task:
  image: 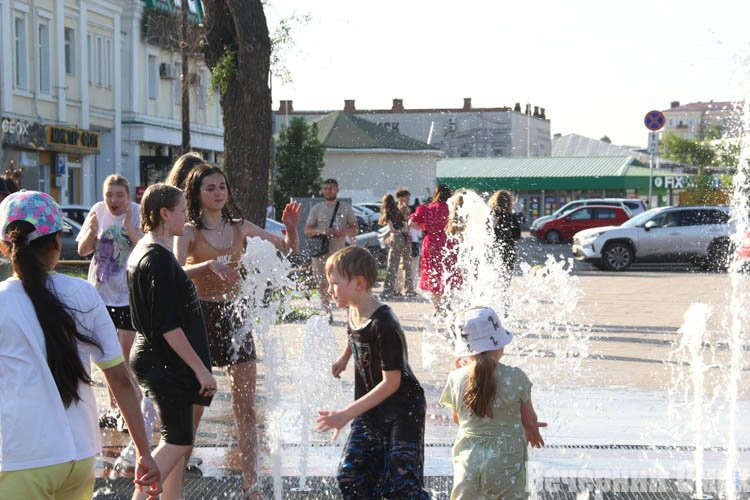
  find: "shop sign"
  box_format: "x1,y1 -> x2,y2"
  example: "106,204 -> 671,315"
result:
46,126 -> 100,154
2,117 -> 45,149
653,176 -> 690,189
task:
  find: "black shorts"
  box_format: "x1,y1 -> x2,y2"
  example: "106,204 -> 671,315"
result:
107,305 -> 134,331
200,300 -> 257,367
151,393 -> 195,446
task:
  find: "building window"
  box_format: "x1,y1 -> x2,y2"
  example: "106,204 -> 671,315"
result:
104,38 -> 112,87
38,20 -> 51,94
64,28 -> 75,75
14,15 -> 28,90
95,36 -> 103,86
87,33 -> 93,84
148,55 -> 158,100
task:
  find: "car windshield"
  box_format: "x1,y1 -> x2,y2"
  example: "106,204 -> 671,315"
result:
620,208 -> 663,227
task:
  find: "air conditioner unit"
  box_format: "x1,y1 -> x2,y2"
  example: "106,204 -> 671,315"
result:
159,63 -> 178,80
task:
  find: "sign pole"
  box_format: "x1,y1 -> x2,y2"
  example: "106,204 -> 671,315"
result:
643,110 -> 666,208
648,153 -> 654,208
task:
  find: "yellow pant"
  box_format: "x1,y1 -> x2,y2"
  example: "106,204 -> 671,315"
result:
0,457 -> 95,500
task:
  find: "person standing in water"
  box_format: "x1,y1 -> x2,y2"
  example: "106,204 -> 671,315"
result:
128,183 -> 217,500
175,163 -> 300,499
0,190 -> 161,500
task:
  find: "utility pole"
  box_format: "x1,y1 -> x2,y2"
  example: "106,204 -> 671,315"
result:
180,0 -> 190,153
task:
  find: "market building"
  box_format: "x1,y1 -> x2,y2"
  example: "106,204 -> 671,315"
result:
436,156 -> 692,223
275,97 -> 551,159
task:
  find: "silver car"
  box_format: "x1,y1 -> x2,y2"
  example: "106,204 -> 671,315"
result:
572,206 -> 733,271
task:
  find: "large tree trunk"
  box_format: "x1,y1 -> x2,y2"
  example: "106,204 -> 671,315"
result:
203,0 -> 271,226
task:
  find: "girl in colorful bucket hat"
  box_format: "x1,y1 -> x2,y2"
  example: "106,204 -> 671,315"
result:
0,191 -> 161,499
440,306 -> 546,499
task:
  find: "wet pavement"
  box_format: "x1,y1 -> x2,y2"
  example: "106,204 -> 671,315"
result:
92,238 -> 750,498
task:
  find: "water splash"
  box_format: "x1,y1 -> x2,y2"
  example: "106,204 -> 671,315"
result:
235,236 -> 295,500
293,315 -> 349,491
723,98 -> 750,499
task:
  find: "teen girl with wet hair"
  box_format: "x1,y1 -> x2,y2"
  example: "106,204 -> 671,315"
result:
127,183 -> 216,500
175,163 -> 301,498
0,191 -> 160,500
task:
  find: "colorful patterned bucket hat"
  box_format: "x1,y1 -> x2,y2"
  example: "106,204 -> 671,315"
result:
0,190 -> 63,243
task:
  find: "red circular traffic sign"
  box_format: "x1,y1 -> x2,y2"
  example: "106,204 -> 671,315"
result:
644,110 -> 666,131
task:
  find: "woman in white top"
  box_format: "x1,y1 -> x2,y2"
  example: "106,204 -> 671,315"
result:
0,191 -> 161,500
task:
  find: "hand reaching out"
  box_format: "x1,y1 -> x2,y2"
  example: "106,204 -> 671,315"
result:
316,409 -> 351,441
331,356 -> 348,378
523,420 -> 547,448
281,202 -> 302,229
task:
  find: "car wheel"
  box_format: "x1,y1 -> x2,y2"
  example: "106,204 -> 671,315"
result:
603,243 -> 633,271
544,230 -> 561,244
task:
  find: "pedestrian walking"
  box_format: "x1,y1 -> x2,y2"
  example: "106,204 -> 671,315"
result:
379,192 -> 415,297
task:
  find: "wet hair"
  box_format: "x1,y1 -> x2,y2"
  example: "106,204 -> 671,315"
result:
325,246 -> 378,290
323,178 -> 338,186
0,220 -> 102,408
488,190 -> 513,213
432,184 -> 452,204
140,183 -> 183,233
165,153 -> 205,190
183,163 -> 244,230
395,187 -> 411,199
463,350 -> 498,418
378,193 -> 400,226
103,174 -> 130,193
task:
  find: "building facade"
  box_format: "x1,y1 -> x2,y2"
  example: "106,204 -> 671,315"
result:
0,0 -> 224,206
274,98 -> 551,159
1,0 -> 122,205
662,100 -> 739,140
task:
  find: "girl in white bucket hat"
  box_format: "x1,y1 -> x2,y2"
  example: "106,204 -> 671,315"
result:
440,306 -> 546,499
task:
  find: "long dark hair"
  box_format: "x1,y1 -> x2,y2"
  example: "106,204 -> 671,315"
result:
165,153 -> 204,191
432,184 -> 452,204
2,221 -> 101,408
140,183 -> 184,233
463,351 -> 498,418
378,194 -> 400,226
183,163 -> 245,230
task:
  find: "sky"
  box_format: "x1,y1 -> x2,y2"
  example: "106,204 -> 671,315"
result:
265,0 -> 750,148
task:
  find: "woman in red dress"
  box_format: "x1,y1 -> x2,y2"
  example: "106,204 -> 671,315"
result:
410,184 -> 452,309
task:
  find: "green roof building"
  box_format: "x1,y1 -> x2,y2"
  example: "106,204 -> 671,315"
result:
436,156 -> 692,219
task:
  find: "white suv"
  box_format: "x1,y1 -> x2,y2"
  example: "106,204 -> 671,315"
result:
530,198 -> 645,238
572,206 -> 733,271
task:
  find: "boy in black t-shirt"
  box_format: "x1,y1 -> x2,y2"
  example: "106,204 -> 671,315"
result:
316,246 -> 429,499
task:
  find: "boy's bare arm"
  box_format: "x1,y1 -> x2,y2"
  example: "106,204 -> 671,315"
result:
332,344 -> 352,378
316,369 -> 401,439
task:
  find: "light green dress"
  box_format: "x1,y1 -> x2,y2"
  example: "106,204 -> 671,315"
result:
440,363 -> 532,500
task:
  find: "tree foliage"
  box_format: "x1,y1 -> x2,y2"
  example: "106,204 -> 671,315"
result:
661,132 -> 739,169
273,117 -> 325,211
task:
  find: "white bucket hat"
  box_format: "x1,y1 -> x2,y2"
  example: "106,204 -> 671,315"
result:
454,307 -> 513,357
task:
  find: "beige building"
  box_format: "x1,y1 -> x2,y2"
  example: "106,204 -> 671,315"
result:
662,100 -> 738,140
0,0 -> 224,205
311,111 -> 443,204
1,0 -> 123,205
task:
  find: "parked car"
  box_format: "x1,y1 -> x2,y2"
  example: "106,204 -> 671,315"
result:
264,218 -> 286,239
353,204 -> 380,229
534,205 -> 630,243
353,226 -> 388,266
572,206 -> 733,271
530,198 -> 644,237
737,231 -> 750,271
61,217 -> 86,261
61,204 -> 90,225
357,202 -> 382,215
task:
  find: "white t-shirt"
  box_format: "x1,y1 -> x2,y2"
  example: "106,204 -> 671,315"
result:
76,201 -> 142,306
0,273 -> 124,472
